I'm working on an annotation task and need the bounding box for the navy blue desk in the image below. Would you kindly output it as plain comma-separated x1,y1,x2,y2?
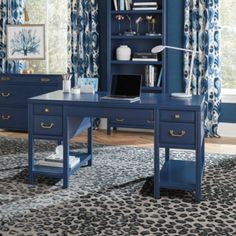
28,91,205,202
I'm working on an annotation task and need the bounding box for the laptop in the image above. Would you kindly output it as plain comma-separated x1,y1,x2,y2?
101,74,142,103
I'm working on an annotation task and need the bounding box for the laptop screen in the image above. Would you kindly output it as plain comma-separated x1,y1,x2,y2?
111,74,142,97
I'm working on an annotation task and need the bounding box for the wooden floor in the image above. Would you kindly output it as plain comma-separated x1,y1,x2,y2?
1,129,236,155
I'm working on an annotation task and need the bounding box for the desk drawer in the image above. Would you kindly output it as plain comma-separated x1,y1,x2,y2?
0,107,27,130
160,122,195,145
110,110,154,127
160,110,194,123
33,116,62,136
34,105,62,116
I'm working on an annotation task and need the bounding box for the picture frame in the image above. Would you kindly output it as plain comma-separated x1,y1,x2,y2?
80,77,98,93
6,24,45,60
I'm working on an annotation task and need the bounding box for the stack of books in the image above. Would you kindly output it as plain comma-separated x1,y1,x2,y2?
132,52,158,61
38,154,80,169
132,2,158,10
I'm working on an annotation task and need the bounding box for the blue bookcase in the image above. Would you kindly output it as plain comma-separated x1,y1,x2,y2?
107,0,166,132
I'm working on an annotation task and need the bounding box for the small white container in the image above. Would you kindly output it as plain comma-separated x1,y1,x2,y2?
116,45,131,61
63,80,71,93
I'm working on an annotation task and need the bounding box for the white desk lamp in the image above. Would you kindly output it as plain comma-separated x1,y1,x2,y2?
151,45,197,98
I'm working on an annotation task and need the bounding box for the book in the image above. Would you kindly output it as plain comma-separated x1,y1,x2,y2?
133,2,157,6
113,0,118,10
132,7,158,10
125,0,130,10
39,155,80,169
157,67,163,87
132,58,158,61
132,52,158,61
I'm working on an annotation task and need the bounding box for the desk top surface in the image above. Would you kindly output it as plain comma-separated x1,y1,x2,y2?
29,90,205,110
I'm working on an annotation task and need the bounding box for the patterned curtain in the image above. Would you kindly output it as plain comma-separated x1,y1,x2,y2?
0,0,25,73
184,0,221,137
67,0,99,86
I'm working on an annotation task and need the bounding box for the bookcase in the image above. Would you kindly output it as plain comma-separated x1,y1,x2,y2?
107,0,166,132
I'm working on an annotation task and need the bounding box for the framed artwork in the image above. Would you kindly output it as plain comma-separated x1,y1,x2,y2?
80,78,98,92
6,24,45,60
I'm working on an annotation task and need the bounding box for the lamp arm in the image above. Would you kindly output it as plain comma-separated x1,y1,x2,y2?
165,45,194,53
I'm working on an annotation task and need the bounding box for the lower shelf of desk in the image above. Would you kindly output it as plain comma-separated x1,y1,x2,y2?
160,160,197,191
32,153,91,178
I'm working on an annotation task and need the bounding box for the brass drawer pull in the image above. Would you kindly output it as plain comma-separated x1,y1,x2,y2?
0,77,11,81
1,92,11,97
175,114,180,119
146,119,154,124
40,122,54,129
169,130,186,137
115,118,124,122
44,107,50,113
1,115,11,120
41,78,50,83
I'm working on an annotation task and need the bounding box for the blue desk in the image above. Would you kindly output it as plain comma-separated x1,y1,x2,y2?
28,91,205,202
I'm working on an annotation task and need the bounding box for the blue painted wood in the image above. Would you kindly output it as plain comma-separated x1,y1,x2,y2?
108,0,167,131
160,160,196,190
0,74,62,130
28,90,205,202
160,110,195,123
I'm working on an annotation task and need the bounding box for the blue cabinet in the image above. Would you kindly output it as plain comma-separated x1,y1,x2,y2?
0,74,62,130
107,0,166,132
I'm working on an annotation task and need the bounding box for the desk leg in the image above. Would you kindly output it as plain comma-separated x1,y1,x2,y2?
63,115,69,189
154,111,160,199
165,148,170,161
28,134,35,184
88,118,93,166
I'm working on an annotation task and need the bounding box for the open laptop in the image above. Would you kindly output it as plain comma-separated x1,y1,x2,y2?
101,74,142,103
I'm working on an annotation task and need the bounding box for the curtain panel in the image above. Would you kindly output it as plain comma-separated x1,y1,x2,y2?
0,0,24,73
184,0,221,137
67,0,99,86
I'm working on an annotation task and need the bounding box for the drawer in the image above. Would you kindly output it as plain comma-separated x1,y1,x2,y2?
34,105,62,116
0,85,58,105
0,107,27,130
110,110,154,127
160,122,195,145
33,116,62,136
160,110,195,123
0,74,62,86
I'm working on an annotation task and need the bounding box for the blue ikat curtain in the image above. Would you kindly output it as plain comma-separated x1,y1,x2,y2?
0,0,25,73
184,0,221,137
67,0,99,86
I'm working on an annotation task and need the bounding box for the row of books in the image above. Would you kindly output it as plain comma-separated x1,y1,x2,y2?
113,0,158,11
144,65,162,87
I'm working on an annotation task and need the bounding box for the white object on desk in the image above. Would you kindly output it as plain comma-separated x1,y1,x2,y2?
151,45,201,98
63,80,71,93
71,87,80,94
171,93,192,98
80,84,95,94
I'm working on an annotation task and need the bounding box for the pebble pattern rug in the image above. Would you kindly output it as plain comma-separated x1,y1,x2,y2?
0,137,236,236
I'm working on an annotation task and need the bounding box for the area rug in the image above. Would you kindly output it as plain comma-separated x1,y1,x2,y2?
0,137,236,235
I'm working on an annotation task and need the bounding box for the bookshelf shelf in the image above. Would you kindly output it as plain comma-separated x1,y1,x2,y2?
111,10,163,14
111,35,163,40
108,0,166,132
111,60,162,65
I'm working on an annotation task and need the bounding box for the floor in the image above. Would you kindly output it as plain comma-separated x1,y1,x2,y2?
1,129,236,155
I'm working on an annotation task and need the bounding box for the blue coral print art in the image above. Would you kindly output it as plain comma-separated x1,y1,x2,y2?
7,24,45,60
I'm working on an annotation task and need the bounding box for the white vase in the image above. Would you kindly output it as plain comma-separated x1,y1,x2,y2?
116,45,131,61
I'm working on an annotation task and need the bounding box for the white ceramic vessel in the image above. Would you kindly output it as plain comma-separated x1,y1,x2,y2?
116,45,131,61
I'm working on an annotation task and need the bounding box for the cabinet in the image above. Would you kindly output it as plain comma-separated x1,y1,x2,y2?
0,74,62,131
107,0,166,132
